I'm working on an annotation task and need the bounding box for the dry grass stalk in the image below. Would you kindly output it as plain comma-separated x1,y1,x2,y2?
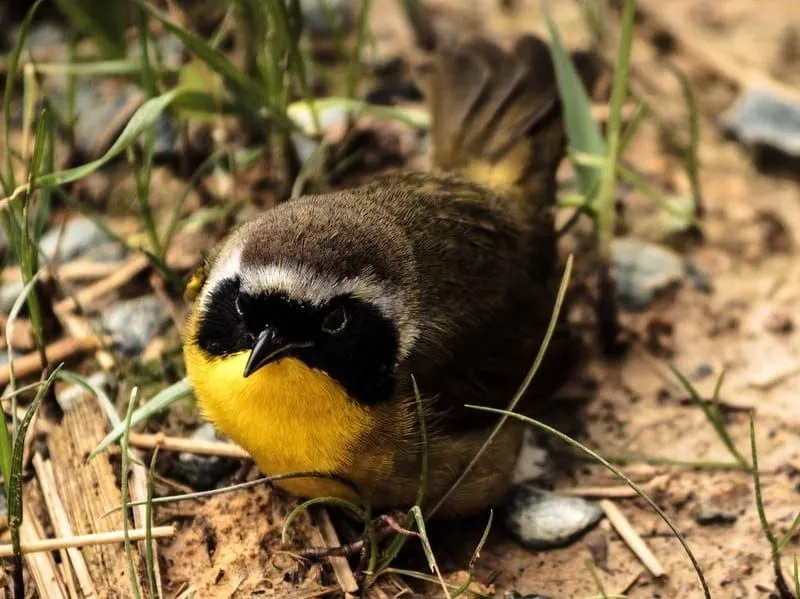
0,526,175,557
564,485,640,498
32,454,98,599
600,499,666,578
20,501,68,599
1,260,125,285
127,432,250,458
130,461,165,598
312,507,359,594
0,335,104,386
53,255,149,315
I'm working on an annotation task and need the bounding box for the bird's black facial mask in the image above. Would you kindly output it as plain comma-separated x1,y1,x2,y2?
195,277,399,405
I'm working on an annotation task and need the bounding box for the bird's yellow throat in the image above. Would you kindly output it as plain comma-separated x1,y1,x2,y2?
184,321,378,499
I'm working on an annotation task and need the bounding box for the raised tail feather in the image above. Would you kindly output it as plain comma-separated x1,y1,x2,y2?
419,35,595,202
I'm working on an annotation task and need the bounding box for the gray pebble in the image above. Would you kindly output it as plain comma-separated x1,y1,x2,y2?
74,83,143,158
100,295,170,357
297,0,352,37
177,423,241,490
504,484,603,550
612,237,686,310
726,88,800,158
694,500,738,526
82,242,128,263
56,371,114,413
0,280,24,313
40,216,115,262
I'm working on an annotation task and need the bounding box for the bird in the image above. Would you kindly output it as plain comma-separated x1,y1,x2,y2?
183,35,584,517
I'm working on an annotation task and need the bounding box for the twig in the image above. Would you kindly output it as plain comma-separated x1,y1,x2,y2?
312,506,359,594
1,259,125,284
127,432,250,458
600,499,666,579
0,526,175,557
0,335,104,386
563,485,639,498
53,254,149,314
32,455,97,599
21,502,68,599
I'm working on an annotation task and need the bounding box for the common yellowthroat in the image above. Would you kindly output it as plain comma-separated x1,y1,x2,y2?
184,36,582,517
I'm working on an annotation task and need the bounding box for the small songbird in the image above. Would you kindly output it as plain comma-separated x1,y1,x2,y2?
183,36,581,517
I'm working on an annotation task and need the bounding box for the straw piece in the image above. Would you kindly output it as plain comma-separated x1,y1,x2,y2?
0,335,103,386
53,255,149,314
33,454,98,598
0,527,176,558
312,507,359,594
563,485,639,498
21,501,69,599
127,432,250,459
600,499,666,578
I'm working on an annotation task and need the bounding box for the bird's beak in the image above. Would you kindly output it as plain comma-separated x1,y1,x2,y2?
243,328,290,377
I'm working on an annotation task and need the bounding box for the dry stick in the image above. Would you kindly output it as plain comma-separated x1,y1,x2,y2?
0,526,176,558
1,259,125,284
0,335,104,386
636,0,800,104
564,485,639,499
129,462,165,598
312,506,359,595
59,313,115,370
600,499,666,579
53,254,150,314
33,455,98,599
127,432,250,458
21,502,68,599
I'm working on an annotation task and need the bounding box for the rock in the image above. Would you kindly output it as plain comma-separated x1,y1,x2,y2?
74,82,143,159
693,500,738,526
297,0,352,38
56,371,115,413
40,216,115,262
612,237,686,310
0,280,24,313
100,295,170,357
504,592,551,599
691,362,714,381
763,309,793,334
504,484,603,550
177,423,241,490
726,88,800,161
82,242,128,263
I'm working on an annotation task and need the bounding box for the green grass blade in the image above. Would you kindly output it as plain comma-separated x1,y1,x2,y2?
56,370,119,427
8,365,62,563
90,378,193,458
145,447,159,598
751,412,779,552
543,1,605,196
281,497,365,544
778,512,800,552
594,0,635,257
466,405,710,599
121,388,143,599
429,254,573,517
2,0,45,192
53,0,125,59
671,365,750,469
793,555,799,599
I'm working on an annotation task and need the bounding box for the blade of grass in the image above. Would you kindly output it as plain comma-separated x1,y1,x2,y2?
594,0,634,257
671,366,750,469
751,412,779,552
3,0,45,192
778,513,800,553
668,63,703,217
8,364,61,593
587,559,609,599
451,510,493,598
544,1,605,198
91,377,193,458
793,555,799,599
121,387,143,599
465,405,710,599
281,497,366,544
409,505,450,599
55,370,119,427
145,447,160,599
382,568,492,599
428,254,573,517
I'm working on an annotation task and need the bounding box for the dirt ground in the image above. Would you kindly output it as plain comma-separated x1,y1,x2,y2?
3,0,800,597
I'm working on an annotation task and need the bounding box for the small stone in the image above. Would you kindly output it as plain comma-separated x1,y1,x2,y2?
82,242,128,263
504,592,551,599
504,484,603,550
726,88,800,160
56,371,115,413
693,500,738,526
0,279,24,313
611,237,686,310
297,0,352,38
692,362,714,381
763,309,793,334
177,423,241,490
74,82,143,159
100,295,170,357
40,216,115,262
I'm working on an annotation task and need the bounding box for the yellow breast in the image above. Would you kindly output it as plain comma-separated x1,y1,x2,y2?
184,339,379,499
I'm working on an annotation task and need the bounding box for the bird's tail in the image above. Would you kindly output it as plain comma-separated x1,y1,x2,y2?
419,35,593,203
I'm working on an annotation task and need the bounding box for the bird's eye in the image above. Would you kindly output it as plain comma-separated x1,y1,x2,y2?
321,306,347,334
